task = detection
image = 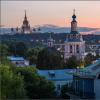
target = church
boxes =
[64,10,85,60]
[46,10,85,60]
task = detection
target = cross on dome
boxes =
[73,9,75,15]
[72,9,76,21]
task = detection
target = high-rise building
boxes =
[21,10,31,34]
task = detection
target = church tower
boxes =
[71,9,78,33]
[21,10,31,34]
[64,10,85,60]
[47,34,55,47]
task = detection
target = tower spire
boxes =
[24,10,27,20]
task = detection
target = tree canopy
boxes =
[0,61,56,99]
[8,41,28,57]
[37,47,64,69]
[0,64,27,99]
[65,56,80,69]
[26,46,43,65]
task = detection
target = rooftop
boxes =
[38,69,76,81]
[74,58,100,78]
[7,56,25,61]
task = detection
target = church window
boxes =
[76,45,79,53]
[70,45,73,53]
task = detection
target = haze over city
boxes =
[1,1,100,28]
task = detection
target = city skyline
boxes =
[1,1,100,28]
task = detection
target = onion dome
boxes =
[72,9,76,21]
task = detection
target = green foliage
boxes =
[0,61,56,99]
[84,53,95,66]
[26,46,43,65]
[0,44,9,62]
[37,47,64,69]
[0,64,26,99]
[65,56,79,69]
[61,84,72,99]
[15,67,56,99]
[8,41,28,57]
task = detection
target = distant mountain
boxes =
[33,24,100,34]
[34,24,61,28]
[0,24,100,35]
[81,29,100,35]
[0,28,12,35]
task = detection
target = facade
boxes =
[72,58,100,99]
[64,10,85,60]
[73,74,95,99]
[21,10,31,34]
[38,69,76,93]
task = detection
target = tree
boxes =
[11,28,14,33]
[26,46,43,65]
[0,61,56,99]
[0,43,9,62]
[15,67,56,99]
[8,41,27,57]
[0,64,27,99]
[0,43,9,56]
[84,53,95,66]
[37,47,64,69]
[38,27,41,31]
[61,84,72,99]
[65,56,79,69]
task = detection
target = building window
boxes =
[76,45,79,53]
[70,45,72,53]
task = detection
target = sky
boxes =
[1,1,100,28]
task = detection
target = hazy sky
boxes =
[1,1,100,28]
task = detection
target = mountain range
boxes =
[0,24,100,35]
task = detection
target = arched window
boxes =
[76,45,79,53]
[70,45,73,53]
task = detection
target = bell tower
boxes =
[64,10,85,61]
[47,34,54,47]
[71,9,77,32]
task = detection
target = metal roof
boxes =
[74,58,100,78]
[7,56,24,61]
[38,69,76,81]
